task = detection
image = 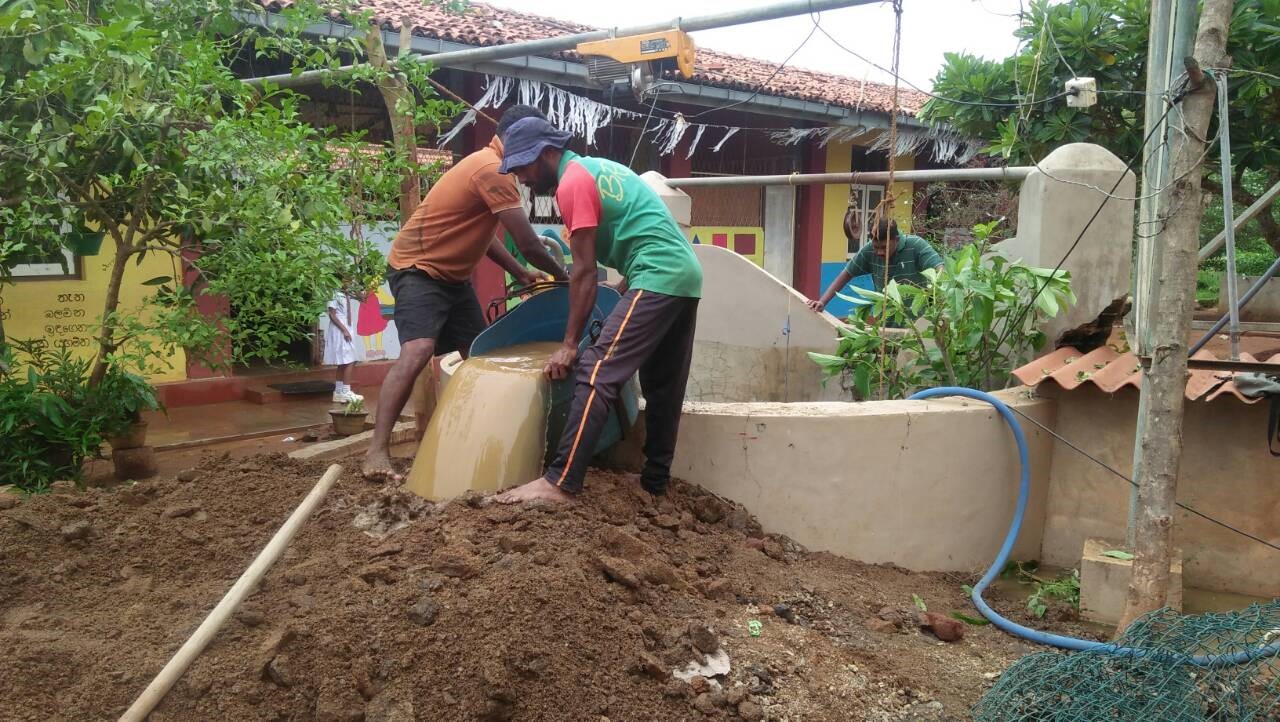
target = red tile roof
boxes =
[1012,346,1280,404]
[286,0,929,116]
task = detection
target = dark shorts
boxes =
[387,266,484,356]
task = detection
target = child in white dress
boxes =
[324,291,364,404]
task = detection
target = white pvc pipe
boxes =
[119,464,344,722]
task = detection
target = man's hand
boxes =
[515,269,546,288]
[342,329,353,342]
[806,299,826,312]
[544,342,578,381]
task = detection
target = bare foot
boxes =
[362,450,403,483]
[494,478,575,505]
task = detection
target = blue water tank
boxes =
[469,285,640,456]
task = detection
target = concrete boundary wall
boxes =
[667,389,1058,573]
[690,244,846,402]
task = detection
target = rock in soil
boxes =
[692,692,718,715]
[738,699,764,721]
[689,625,719,654]
[864,616,900,634]
[162,502,202,519]
[59,520,92,541]
[635,652,668,681]
[596,555,642,589]
[407,596,440,626]
[918,611,966,642]
[176,468,200,483]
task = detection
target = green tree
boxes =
[0,0,459,380]
[920,0,1280,254]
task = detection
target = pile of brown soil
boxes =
[0,454,1081,721]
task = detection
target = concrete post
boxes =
[998,143,1135,346]
[763,185,796,285]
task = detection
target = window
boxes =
[10,247,81,281]
[846,184,885,257]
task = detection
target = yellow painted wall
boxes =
[889,155,915,231]
[690,226,765,268]
[821,140,855,264]
[4,244,189,383]
[820,139,916,264]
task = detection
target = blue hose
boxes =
[907,386,1280,667]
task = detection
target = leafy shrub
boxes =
[809,223,1074,399]
[1200,249,1278,277]
[0,341,107,492]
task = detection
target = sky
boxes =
[483,0,1026,91]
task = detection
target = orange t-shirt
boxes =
[387,136,524,282]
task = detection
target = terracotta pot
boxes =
[109,420,149,451]
[113,446,158,481]
[330,411,368,437]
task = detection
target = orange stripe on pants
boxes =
[557,290,644,487]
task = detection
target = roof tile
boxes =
[1013,346,1280,404]
[269,0,927,115]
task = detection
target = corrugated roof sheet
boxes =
[1012,346,1280,404]
[266,1,928,116]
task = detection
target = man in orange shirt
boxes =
[364,106,566,482]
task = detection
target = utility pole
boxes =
[1118,0,1234,632]
[1127,0,1197,548]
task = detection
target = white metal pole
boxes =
[1214,72,1241,359]
[664,167,1034,188]
[1198,179,1280,260]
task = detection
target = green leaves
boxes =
[2,0,462,371]
[809,224,1076,398]
[1100,549,1134,561]
[950,611,991,626]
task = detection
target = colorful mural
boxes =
[689,227,765,268]
[319,223,402,363]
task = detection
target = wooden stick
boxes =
[119,464,344,722]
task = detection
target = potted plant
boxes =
[94,366,163,480]
[330,397,368,437]
[97,366,162,449]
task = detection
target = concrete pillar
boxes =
[999,143,1135,345]
[792,140,826,298]
[763,185,796,285]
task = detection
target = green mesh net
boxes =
[974,602,1280,721]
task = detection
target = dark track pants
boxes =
[544,289,699,495]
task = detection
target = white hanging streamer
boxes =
[436,108,477,148]
[685,124,707,159]
[711,127,739,153]
[460,74,977,163]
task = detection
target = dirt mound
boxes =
[0,454,1057,721]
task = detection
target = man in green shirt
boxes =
[808,216,944,313]
[493,116,703,505]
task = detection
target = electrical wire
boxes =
[1009,404,1280,553]
[685,13,822,121]
[814,22,1073,108]
[1042,12,1079,80]
[627,91,660,168]
[976,98,1183,374]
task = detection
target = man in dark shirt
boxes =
[808,216,943,313]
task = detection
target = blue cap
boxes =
[499,117,572,174]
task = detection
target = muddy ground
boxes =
[0,453,1099,721]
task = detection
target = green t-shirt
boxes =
[556,150,702,298]
[844,234,943,289]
